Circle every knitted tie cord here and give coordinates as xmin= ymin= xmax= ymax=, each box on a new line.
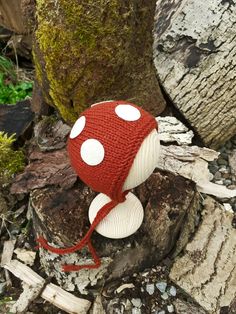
xmin=37 ymin=101 xmax=157 ymax=271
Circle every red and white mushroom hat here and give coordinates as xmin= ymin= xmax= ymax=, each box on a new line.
xmin=37 ymin=100 xmax=160 ymax=271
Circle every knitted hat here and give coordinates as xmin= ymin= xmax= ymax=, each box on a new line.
xmin=37 ymin=101 xmax=158 ymax=271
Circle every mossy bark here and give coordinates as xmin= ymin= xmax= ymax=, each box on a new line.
xmin=33 ymin=0 xmax=166 ymax=124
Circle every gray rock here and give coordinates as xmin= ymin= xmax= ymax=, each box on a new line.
xmin=132 ymin=308 xmax=142 ymax=314
xmin=161 ymin=292 xmax=169 ymax=300
xmin=229 ymin=152 xmax=236 ymax=175
xmin=224 ymin=179 xmax=232 ymax=186
xmin=168 ymin=286 xmax=177 ymax=297
xmin=167 ymin=304 xmax=174 ymax=313
xmin=228 ymin=185 xmax=236 ymax=190
xmin=214 ymin=171 xmax=222 ymax=180
xmin=156 ymin=282 xmax=167 ymax=293
xmin=218 ymin=158 xmax=228 ymax=166
xmin=131 ymin=298 xmax=142 ymax=308
xmin=146 ymin=283 xmax=155 ymax=295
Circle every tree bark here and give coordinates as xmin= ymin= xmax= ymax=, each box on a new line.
xmin=170 ymin=197 xmax=236 ymax=313
xmin=32 ymin=0 xmax=166 ymax=123
xmin=0 ymin=0 xmax=35 ymax=33
xmin=154 ymin=0 xmax=236 ymax=148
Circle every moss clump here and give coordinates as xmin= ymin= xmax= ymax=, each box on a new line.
xmin=34 ymin=0 xmax=134 ymax=123
xmin=0 ymin=132 xmax=25 ymax=183
xmin=34 ymin=0 xmax=164 ymax=124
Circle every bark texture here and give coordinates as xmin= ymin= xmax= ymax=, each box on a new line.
xmin=33 ymin=0 xmax=166 ymax=123
xmin=170 ymin=197 xmax=236 ymax=313
xmin=154 ymin=0 xmax=236 ymax=148
xmin=0 ymin=0 xmax=35 ymax=33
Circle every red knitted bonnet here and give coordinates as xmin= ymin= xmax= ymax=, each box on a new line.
xmin=68 ymin=101 xmax=157 ymax=202
xmin=37 ymin=101 xmax=157 ymax=271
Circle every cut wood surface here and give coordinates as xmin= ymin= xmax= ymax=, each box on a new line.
xmin=3 ymin=260 xmax=91 ymax=314
xmin=154 ymin=0 xmax=236 ymax=148
xmin=170 ymin=197 xmax=236 ymax=313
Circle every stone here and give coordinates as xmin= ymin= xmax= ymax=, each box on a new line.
xmin=170 ymin=197 xmax=236 ymax=313
xmin=168 ymin=286 xmax=177 ymax=297
xmin=229 ymin=152 xmax=236 ymax=175
xmin=214 ymin=171 xmax=222 ymax=180
xmin=167 ymin=304 xmax=174 ymax=313
xmin=224 ymin=179 xmax=232 ymax=186
xmin=131 ymin=298 xmax=142 ymax=308
xmin=156 ymin=282 xmax=167 ymax=293
xmin=161 ymin=292 xmax=169 ymax=300
xmin=146 ymin=284 xmax=155 ymax=295
xmin=218 ymin=158 xmax=228 ymax=166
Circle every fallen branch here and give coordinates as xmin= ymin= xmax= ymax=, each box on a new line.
xmin=3 ymin=260 xmax=91 ymax=314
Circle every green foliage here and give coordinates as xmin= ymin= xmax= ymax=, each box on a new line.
xmin=0 ymin=73 xmax=33 ymax=104
xmin=0 ymin=55 xmax=16 ymax=81
xmin=0 ymin=132 xmax=25 ymax=182
xmin=0 ymin=56 xmax=33 ymax=104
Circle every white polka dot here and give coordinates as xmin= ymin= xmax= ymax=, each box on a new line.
xmin=81 ymin=139 xmax=105 ymax=166
xmin=115 ymin=104 xmax=141 ymax=121
xmin=70 ymin=116 xmax=86 ymax=139
xmin=91 ymin=100 xmax=114 ymax=107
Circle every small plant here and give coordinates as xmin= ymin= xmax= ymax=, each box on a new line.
xmin=0 ymin=55 xmax=33 ymax=104
xmin=0 ymin=132 xmax=25 ymax=183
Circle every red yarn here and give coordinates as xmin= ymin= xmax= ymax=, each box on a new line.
xmin=37 ymin=101 xmax=157 ymax=272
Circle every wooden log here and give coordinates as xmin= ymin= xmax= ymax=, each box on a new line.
xmin=154 ymin=0 xmax=236 ymax=148
xmin=170 ymin=196 xmax=236 ymax=313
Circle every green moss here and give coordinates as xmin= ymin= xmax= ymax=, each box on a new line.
xmin=34 ymin=0 xmax=132 ymax=123
xmin=0 ymin=132 xmax=25 ymax=183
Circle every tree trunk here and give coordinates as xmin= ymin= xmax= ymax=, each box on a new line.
xmin=154 ymin=0 xmax=236 ymax=148
xmin=32 ymin=0 xmax=166 ymax=123
xmin=0 ymin=0 xmax=35 ymax=33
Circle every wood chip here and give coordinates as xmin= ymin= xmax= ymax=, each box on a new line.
xmin=4 ymin=260 xmax=91 ymax=314
xmin=1 ymin=240 xmax=16 ymax=267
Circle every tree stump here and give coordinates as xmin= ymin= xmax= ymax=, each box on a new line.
xmin=32 ymin=0 xmax=166 ymax=123
xmin=11 ymin=140 xmax=199 ymax=294
xmin=154 ymin=0 xmax=236 ymax=148
xmin=30 ymin=166 xmax=199 ymax=293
